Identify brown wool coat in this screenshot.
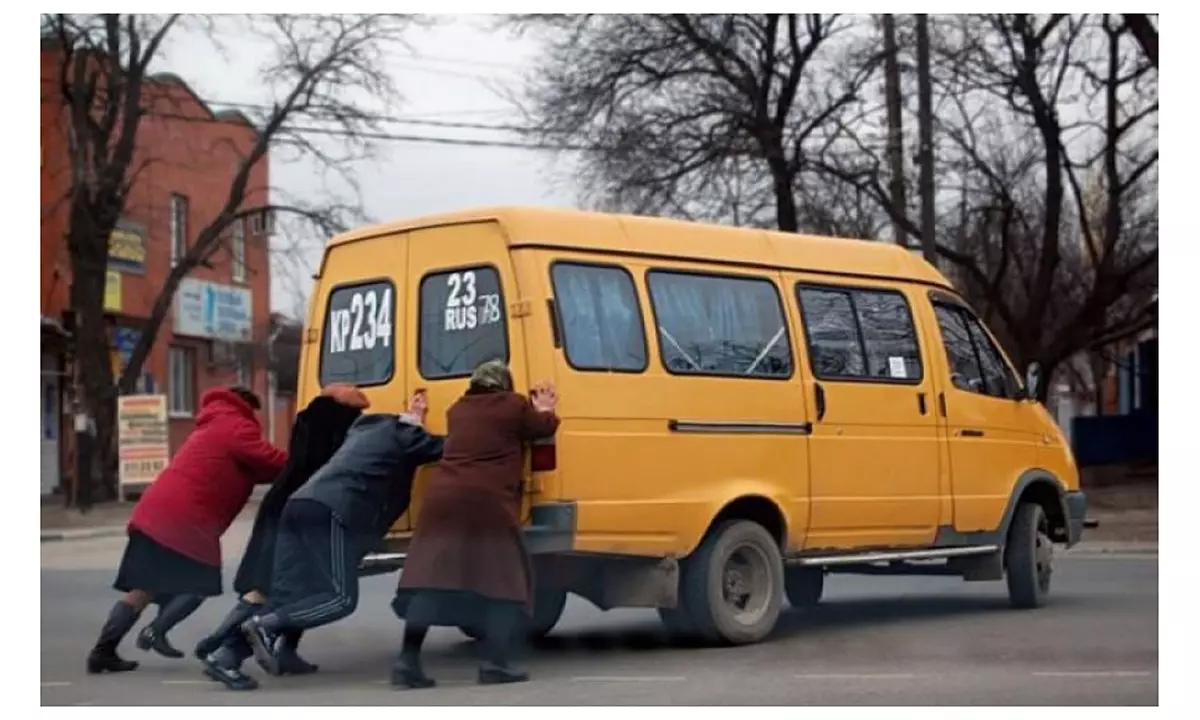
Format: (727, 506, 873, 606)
(397, 391, 560, 609)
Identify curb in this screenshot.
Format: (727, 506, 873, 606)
(40, 526, 128, 543)
(1067, 543, 1157, 556)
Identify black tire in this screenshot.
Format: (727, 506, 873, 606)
(677, 519, 784, 645)
(458, 587, 567, 642)
(1005, 502, 1053, 609)
(784, 566, 825, 608)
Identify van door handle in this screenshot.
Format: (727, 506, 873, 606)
(917, 392, 927, 415)
(814, 382, 826, 422)
(960, 429, 985, 438)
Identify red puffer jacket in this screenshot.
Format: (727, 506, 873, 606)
(129, 388, 287, 567)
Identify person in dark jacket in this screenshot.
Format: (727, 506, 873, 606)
(194, 383, 370, 682)
(390, 360, 560, 689)
(230, 393, 444, 687)
(86, 387, 286, 675)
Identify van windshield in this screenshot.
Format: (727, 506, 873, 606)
(418, 266, 508, 379)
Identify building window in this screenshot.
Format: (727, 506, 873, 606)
(418, 267, 507, 380)
(249, 209, 272, 236)
(646, 270, 793, 379)
(170, 194, 189, 267)
(551, 262, 647, 372)
(168, 346, 195, 416)
(797, 285, 923, 383)
(231, 219, 246, 284)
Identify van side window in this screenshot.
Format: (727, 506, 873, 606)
(797, 285, 923, 383)
(551, 263, 647, 372)
(933, 304, 984, 393)
(419, 266, 508, 379)
(320, 279, 396, 387)
(646, 271, 793, 379)
(933, 302, 1016, 398)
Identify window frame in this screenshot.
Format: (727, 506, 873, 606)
(317, 277, 398, 389)
(169, 194, 189, 267)
(231, 218, 247, 284)
(644, 267, 795, 381)
(929, 291, 1023, 400)
(416, 263, 510, 381)
(167, 345, 195, 418)
(549, 259, 649, 374)
(796, 281, 925, 386)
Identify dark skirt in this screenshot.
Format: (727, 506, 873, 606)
(392, 587, 523, 630)
(232, 513, 279, 596)
(113, 529, 222, 597)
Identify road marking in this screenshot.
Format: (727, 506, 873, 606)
(1032, 670, 1154, 679)
(571, 675, 687, 682)
(41, 681, 72, 688)
(161, 679, 211, 685)
(795, 673, 915, 680)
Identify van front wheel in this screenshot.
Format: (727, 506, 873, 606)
(1005, 502, 1053, 609)
(679, 520, 784, 645)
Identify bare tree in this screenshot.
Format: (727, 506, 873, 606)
(816, 13, 1157, 396)
(512, 14, 883, 235)
(43, 13, 417, 500)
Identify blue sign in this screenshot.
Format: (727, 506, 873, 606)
(174, 278, 253, 341)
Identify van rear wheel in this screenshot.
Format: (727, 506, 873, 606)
(678, 519, 784, 645)
(1005, 502, 1053, 609)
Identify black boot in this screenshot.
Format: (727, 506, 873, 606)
(391, 623, 435, 689)
(194, 601, 258, 661)
(201, 643, 259, 691)
(136, 594, 203, 659)
(277, 630, 319, 675)
(86, 601, 143, 674)
(478, 605, 529, 685)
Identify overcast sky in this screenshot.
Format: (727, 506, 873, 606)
(151, 15, 579, 318)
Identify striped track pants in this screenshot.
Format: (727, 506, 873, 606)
(268, 500, 361, 631)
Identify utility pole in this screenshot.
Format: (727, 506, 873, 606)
(915, 13, 938, 268)
(881, 14, 908, 249)
(266, 324, 284, 444)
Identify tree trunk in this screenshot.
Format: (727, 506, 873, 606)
(914, 14, 938, 267)
(881, 14, 908, 248)
(67, 217, 119, 504)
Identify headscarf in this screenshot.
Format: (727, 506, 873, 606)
(468, 359, 514, 393)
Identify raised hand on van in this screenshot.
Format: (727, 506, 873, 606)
(406, 389, 429, 426)
(531, 382, 557, 413)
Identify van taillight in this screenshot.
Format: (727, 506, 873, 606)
(531, 440, 556, 472)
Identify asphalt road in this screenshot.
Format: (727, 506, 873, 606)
(41, 533, 1157, 706)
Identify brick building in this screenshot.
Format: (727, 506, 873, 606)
(40, 42, 275, 498)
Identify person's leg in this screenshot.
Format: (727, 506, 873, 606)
(136, 594, 204, 658)
(478, 602, 529, 685)
(278, 629, 318, 675)
(243, 506, 358, 676)
(391, 622, 435, 689)
(194, 596, 260, 660)
(86, 590, 152, 674)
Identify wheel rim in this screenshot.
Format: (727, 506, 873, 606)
(720, 543, 772, 626)
(1034, 515, 1053, 592)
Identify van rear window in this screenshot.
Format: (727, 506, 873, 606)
(320, 280, 396, 387)
(419, 266, 508, 379)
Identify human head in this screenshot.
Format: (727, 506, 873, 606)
(228, 386, 262, 411)
(468, 359, 513, 394)
(320, 383, 370, 409)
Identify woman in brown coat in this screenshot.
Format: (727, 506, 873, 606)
(390, 360, 559, 689)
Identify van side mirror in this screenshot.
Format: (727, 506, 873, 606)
(1023, 362, 1042, 401)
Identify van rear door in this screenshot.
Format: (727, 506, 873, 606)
(396, 220, 531, 531)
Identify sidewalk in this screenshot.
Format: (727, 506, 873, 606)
(41, 487, 266, 542)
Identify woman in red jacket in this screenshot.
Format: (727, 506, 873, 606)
(86, 386, 287, 675)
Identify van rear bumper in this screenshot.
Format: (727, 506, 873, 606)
(358, 501, 578, 576)
(1065, 491, 1087, 548)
